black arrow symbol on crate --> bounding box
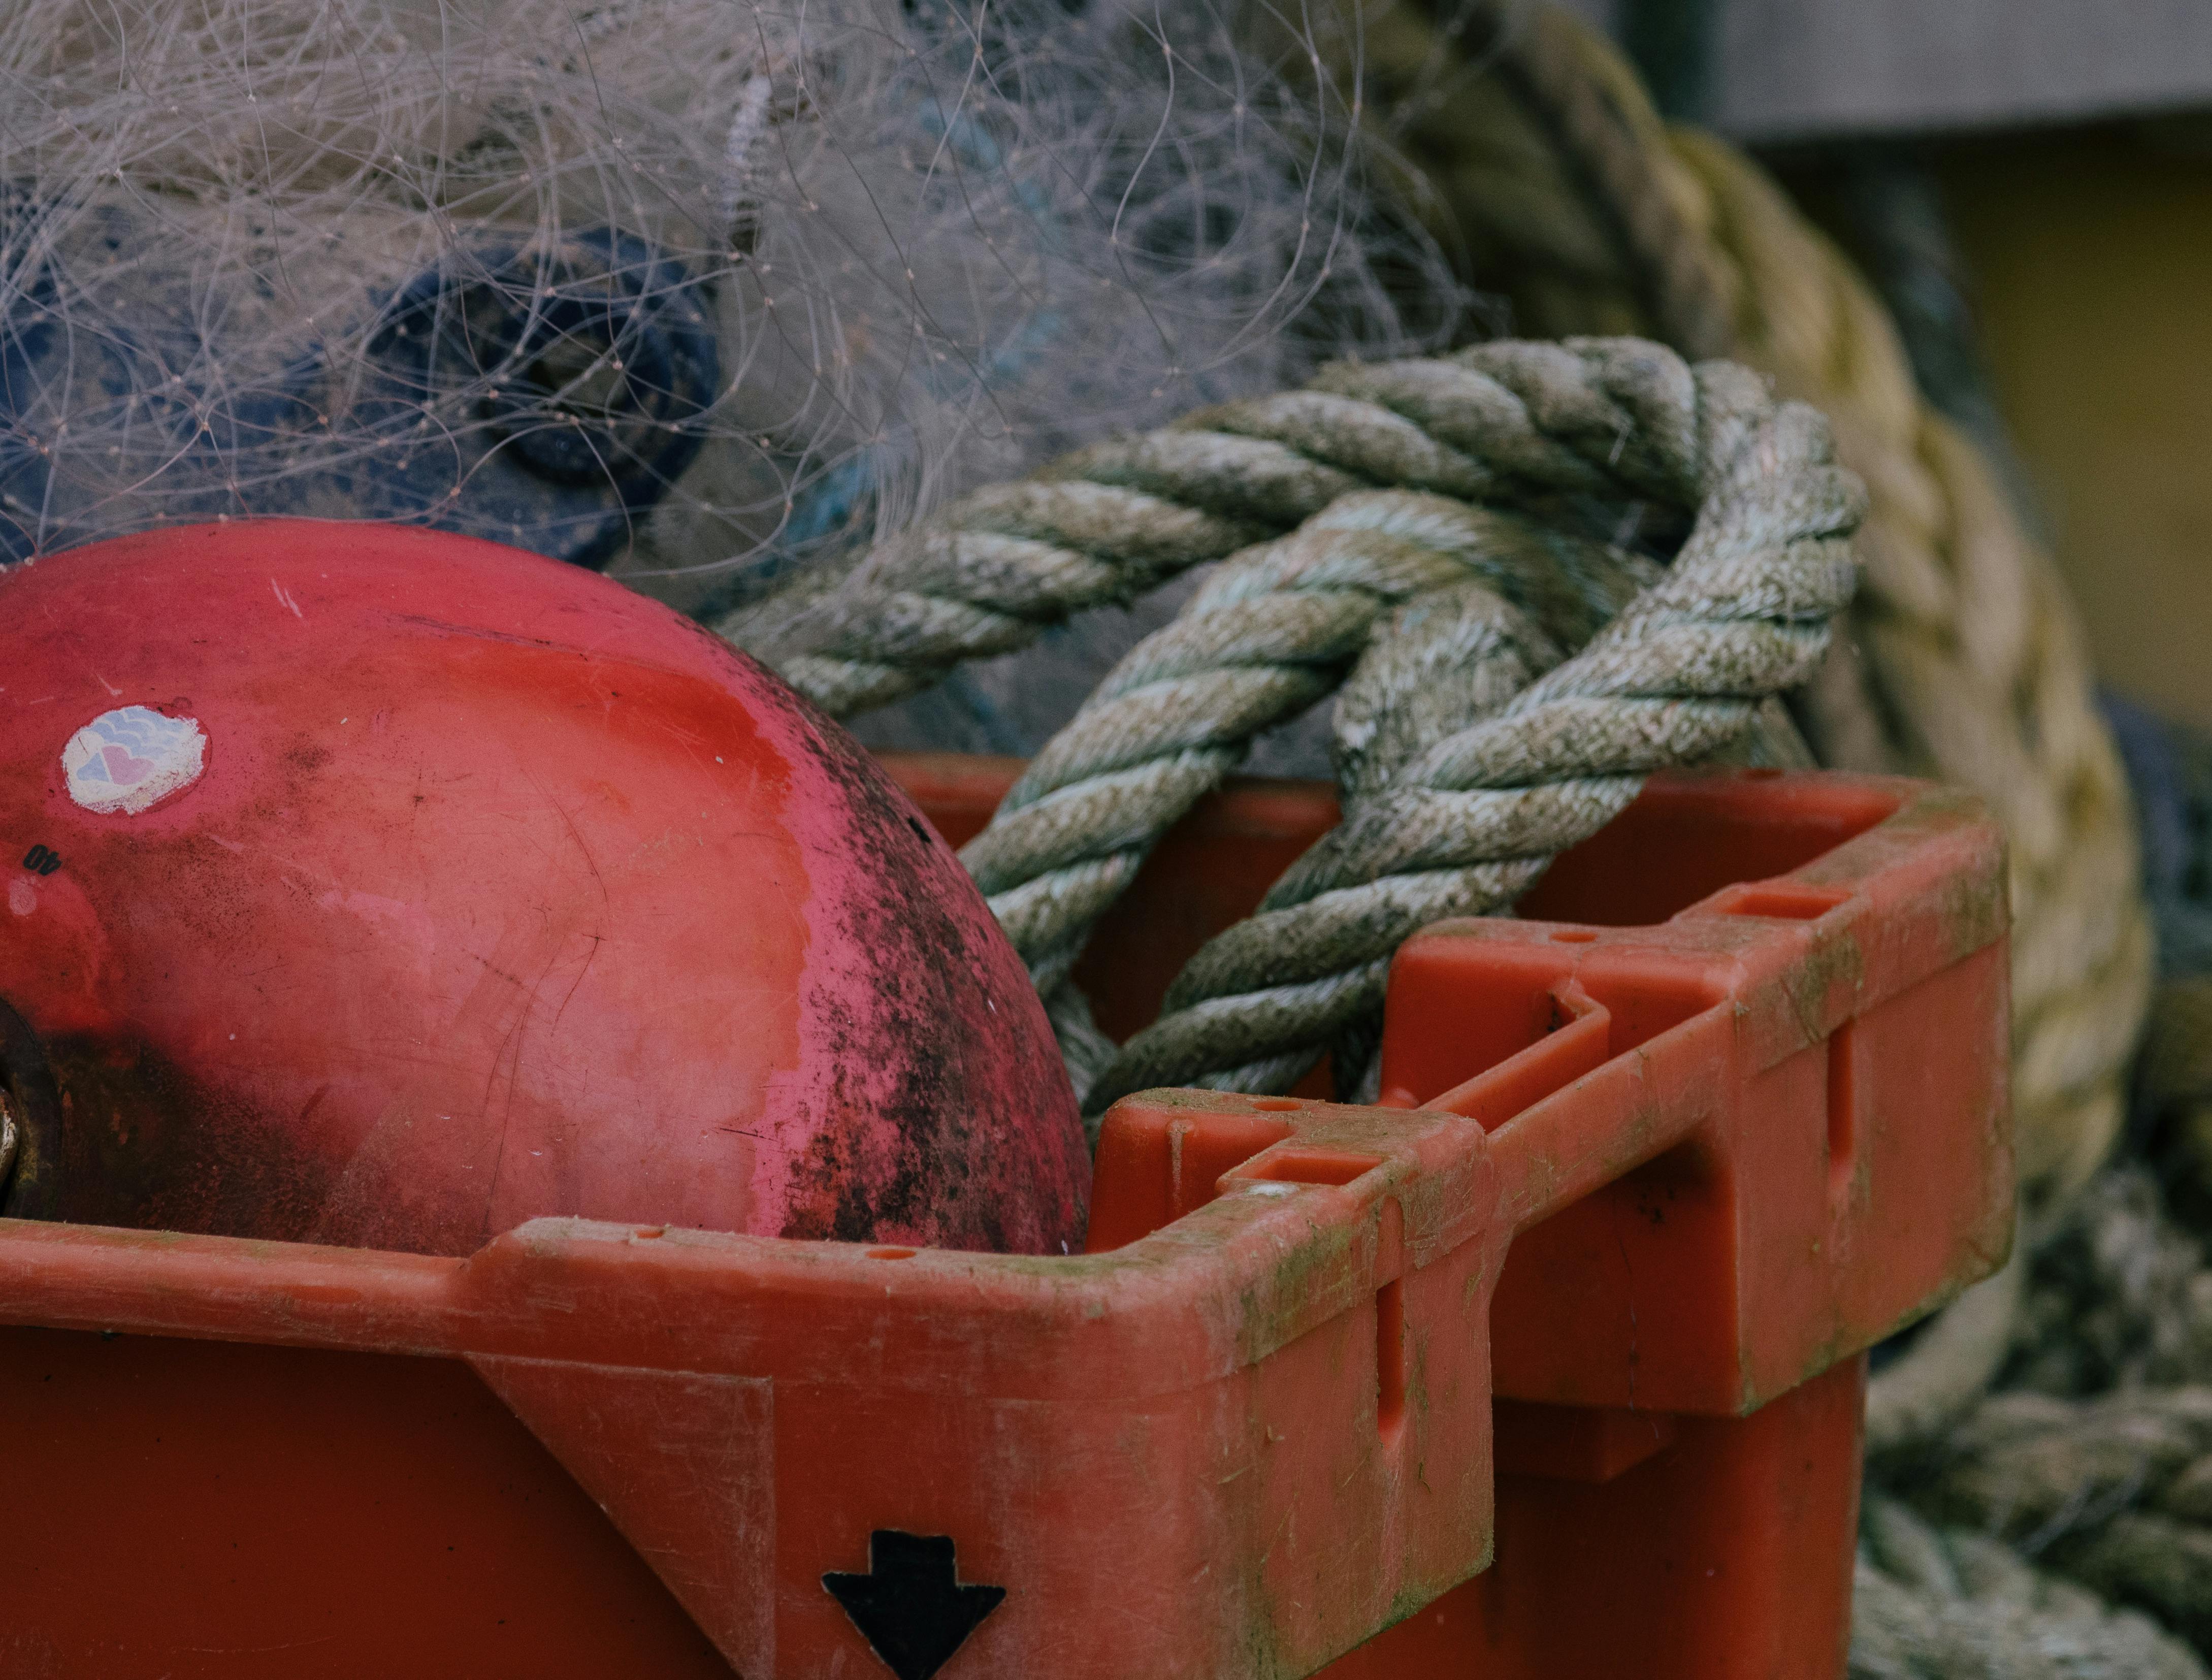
[824,1530,1006,1680]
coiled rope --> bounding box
[724,337,1862,1121]
[727,329,2212,1675]
[1345,0,2141,1221]
[734,321,2212,1676]
[1855,1494,2206,1680]
[727,5,2202,1669]
[1844,1165,2212,1675]
[1332,11,2209,1674]
[1901,1380,2212,1661]
[1342,0,2154,1466]
[1307,20,2184,1671]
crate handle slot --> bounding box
[1417,982,1610,1133]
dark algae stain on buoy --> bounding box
[755,670,1085,1254]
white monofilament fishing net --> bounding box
[0,0,1460,634]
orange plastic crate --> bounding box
[0,764,2009,1678]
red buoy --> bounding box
[0,522,1087,1256]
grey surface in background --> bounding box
[1560,0,2212,139]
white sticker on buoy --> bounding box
[62,706,208,815]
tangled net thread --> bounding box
[0,0,1454,597]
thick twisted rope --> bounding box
[730,325,2093,1667]
[720,338,1777,717]
[965,503,1611,1115]
[1853,1160,2212,1667]
[1853,1494,2207,1679]
[1136,9,2173,1668]
[1906,1384,2212,1658]
[1351,0,2148,1223]
[1315,36,2165,1650]
[726,340,1859,1114]
[1338,0,2154,1491]
[962,495,1633,992]
[728,323,2083,1665]
[1085,397,1856,1107]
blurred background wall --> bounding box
[1886,122,2210,733]
[1556,0,2212,729]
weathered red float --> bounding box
[0,521,1088,1256]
